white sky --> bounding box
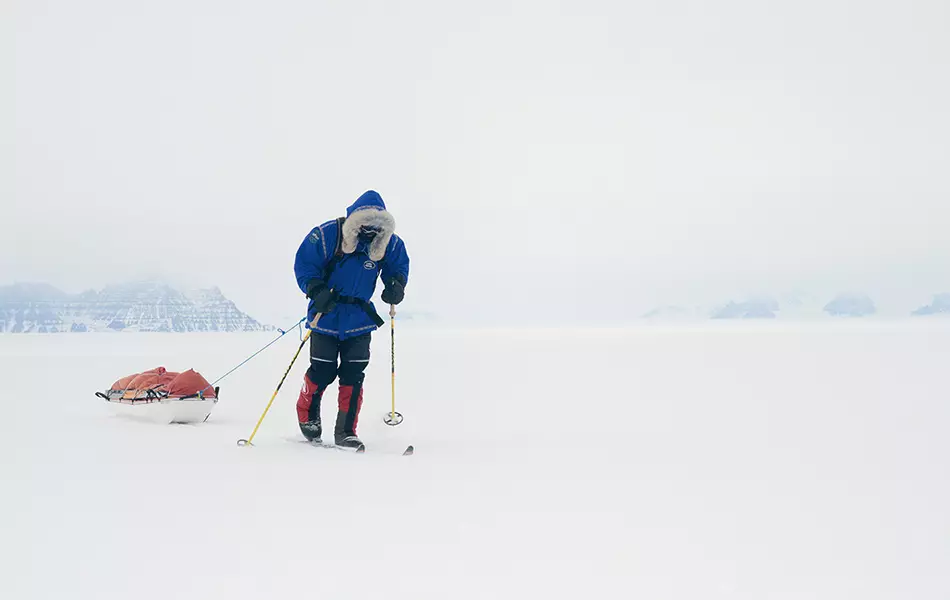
[9,0,950,324]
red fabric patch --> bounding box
[296,374,317,423]
[338,385,364,432]
[338,385,353,413]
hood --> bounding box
[341,190,396,261]
[346,190,387,215]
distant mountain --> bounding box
[641,291,903,321]
[824,293,876,317]
[912,293,950,316]
[641,305,706,321]
[0,282,267,333]
[711,298,779,319]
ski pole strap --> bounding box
[334,295,386,327]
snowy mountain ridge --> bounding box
[643,292,950,321]
[0,282,267,333]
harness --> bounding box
[320,217,385,329]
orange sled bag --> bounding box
[96,367,219,424]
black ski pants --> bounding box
[306,332,372,389]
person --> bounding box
[293,190,409,449]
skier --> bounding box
[293,190,409,449]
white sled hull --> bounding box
[105,397,216,424]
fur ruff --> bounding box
[340,207,396,261]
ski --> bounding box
[307,441,365,453]
[299,439,413,456]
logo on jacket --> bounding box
[363,260,377,270]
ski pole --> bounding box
[237,327,313,446]
[384,304,403,426]
[390,304,396,421]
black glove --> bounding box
[306,279,337,314]
[380,275,406,305]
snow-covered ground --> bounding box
[4,321,949,599]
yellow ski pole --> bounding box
[390,305,396,421]
[384,304,403,426]
[237,328,312,446]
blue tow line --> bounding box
[196,317,307,398]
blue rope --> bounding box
[206,317,307,389]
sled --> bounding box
[96,366,218,424]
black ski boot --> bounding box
[335,382,364,451]
[335,433,364,451]
[300,419,322,444]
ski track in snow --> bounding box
[3,322,949,599]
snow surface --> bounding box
[4,322,950,599]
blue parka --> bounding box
[294,191,410,339]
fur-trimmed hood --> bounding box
[340,190,395,262]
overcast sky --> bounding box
[10,0,950,324]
